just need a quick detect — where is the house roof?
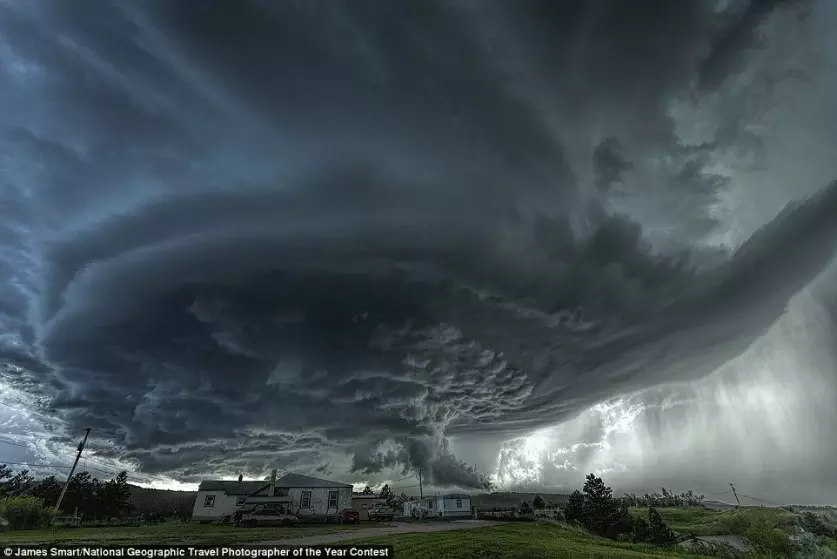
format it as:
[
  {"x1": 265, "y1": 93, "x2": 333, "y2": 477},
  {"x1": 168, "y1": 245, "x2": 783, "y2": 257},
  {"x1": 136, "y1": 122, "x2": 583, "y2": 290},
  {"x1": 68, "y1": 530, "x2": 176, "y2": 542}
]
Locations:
[
  {"x1": 198, "y1": 481, "x2": 269, "y2": 495},
  {"x1": 276, "y1": 473, "x2": 352, "y2": 489},
  {"x1": 199, "y1": 473, "x2": 351, "y2": 494}
]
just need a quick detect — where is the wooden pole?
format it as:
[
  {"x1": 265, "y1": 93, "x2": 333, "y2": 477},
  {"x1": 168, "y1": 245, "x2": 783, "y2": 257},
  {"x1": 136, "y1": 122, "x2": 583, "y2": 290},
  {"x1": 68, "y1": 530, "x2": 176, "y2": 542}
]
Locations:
[{"x1": 54, "y1": 428, "x2": 91, "y2": 515}]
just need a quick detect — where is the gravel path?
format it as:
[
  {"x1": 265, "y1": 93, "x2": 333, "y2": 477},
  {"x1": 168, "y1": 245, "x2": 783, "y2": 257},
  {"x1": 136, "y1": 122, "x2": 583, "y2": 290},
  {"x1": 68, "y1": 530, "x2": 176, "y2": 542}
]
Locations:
[{"x1": 256, "y1": 520, "x2": 506, "y2": 545}]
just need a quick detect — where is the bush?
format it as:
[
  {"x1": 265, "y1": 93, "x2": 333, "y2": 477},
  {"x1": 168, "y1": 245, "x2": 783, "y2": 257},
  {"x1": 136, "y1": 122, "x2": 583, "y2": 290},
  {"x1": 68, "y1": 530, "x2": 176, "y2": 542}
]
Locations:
[
  {"x1": 0, "y1": 496, "x2": 53, "y2": 530},
  {"x1": 802, "y1": 512, "x2": 836, "y2": 538},
  {"x1": 729, "y1": 512, "x2": 793, "y2": 557},
  {"x1": 632, "y1": 515, "x2": 650, "y2": 543}
]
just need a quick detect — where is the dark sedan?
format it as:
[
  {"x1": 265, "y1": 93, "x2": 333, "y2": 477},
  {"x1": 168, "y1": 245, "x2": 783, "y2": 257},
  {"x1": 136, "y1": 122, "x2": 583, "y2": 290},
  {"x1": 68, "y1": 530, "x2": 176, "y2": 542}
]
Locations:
[{"x1": 338, "y1": 508, "x2": 360, "y2": 524}]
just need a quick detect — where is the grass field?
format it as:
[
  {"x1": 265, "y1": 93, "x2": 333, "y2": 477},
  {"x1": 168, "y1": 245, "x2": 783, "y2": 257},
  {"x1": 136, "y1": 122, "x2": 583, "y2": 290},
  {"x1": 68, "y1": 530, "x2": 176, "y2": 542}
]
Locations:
[
  {"x1": 4, "y1": 507, "x2": 834, "y2": 558},
  {"x1": 629, "y1": 506, "x2": 798, "y2": 556},
  {"x1": 352, "y1": 523, "x2": 710, "y2": 558},
  {"x1": 0, "y1": 522, "x2": 387, "y2": 545}
]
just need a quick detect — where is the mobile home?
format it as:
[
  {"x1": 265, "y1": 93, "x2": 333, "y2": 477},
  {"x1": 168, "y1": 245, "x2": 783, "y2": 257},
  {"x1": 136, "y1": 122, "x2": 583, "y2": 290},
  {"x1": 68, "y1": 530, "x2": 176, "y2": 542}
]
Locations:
[{"x1": 403, "y1": 494, "x2": 472, "y2": 519}]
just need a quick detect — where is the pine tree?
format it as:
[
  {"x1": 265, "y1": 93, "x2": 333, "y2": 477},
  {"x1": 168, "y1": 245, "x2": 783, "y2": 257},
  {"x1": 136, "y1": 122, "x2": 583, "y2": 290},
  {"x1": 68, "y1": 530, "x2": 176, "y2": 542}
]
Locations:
[
  {"x1": 582, "y1": 473, "x2": 613, "y2": 535},
  {"x1": 564, "y1": 490, "x2": 585, "y2": 525},
  {"x1": 30, "y1": 476, "x2": 62, "y2": 508},
  {"x1": 379, "y1": 484, "x2": 394, "y2": 507},
  {"x1": 648, "y1": 507, "x2": 677, "y2": 546},
  {"x1": 532, "y1": 494, "x2": 545, "y2": 510}
]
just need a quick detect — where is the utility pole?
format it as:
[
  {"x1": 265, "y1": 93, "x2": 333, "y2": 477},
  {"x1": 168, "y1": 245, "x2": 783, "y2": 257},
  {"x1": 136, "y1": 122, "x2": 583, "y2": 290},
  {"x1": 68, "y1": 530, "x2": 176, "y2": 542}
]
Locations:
[
  {"x1": 729, "y1": 483, "x2": 741, "y2": 508},
  {"x1": 418, "y1": 469, "x2": 423, "y2": 500},
  {"x1": 54, "y1": 428, "x2": 91, "y2": 515}
]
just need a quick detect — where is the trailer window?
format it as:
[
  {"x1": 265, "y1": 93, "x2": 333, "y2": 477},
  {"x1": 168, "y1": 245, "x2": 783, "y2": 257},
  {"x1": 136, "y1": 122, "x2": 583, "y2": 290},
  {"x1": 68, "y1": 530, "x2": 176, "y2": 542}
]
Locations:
[
  {"x1": 204, "y1": 495, "x2": 215, "y2": 507},
  {"x1": 456, "y1": 499, "x2": 462, "y2": 508}
]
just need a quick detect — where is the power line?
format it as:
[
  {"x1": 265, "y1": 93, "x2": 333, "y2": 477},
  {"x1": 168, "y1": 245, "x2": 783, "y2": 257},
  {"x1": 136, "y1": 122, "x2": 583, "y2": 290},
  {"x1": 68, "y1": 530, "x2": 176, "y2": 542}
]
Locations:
[
  {"x1": 0, "y1": 400, "x2": 57, "y2": 420},
  {"x1": 0, "y1": 438, "x2": 30, "y2": 449},
  {"x1": 0, "y1": 418, "x2": 184, "y2": 487},
  {"x1": 0, "y1": 439, "x2": 171, "y2": 484},
  {"x1": 0, "y1": 460, "x2": 70, "y2": 471},
  {"x1": 0, "y1": 458, "x2": 176, "y2": 486},
  {"x1": 738, "y1": 493, "x2": 782, "y2": 506}
]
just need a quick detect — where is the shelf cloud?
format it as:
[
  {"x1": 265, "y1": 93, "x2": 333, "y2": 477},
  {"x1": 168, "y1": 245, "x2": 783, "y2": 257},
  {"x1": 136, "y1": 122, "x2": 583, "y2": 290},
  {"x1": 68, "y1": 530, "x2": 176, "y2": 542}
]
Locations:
[{"x1": 1, "y1": 0, "x2": 835, "y2": 498}]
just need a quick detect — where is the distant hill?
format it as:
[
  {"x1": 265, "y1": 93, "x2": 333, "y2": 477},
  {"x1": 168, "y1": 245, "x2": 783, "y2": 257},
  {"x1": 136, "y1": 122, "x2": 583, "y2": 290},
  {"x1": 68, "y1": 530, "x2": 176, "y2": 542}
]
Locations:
[
  {"x1": 129, "y1": 485, "x2": 196, "y2": 519},
  {"x1": 471, "y1": 491, "x2": 569, "y2": 511}
]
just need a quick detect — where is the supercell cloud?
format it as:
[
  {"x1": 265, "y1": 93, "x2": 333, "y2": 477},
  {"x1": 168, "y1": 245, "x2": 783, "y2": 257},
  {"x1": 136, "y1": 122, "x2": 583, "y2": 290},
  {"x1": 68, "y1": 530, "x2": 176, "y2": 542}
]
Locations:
[{"x1": 1, "y1": 0, "x2": 836, "y2": 497}]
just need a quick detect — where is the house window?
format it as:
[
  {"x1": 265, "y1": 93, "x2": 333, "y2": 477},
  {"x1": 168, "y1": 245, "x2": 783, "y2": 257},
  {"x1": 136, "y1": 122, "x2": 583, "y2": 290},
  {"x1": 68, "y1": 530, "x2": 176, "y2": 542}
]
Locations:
[
  {"x1": 235, "y1": 497, "x2": 246, "y2": 506},
  {"x1": 328, "y1": 491, "x2": 339, "y2": 509},
  {"x1": 204, "y1": 495, "x2": 215, "y2": 507},
  {"x1": 456, "y1": 499, "x2": 462, "y2": 509},
  {"x1": 301, "y1": 491, "x2": 312, "y2": 508}
]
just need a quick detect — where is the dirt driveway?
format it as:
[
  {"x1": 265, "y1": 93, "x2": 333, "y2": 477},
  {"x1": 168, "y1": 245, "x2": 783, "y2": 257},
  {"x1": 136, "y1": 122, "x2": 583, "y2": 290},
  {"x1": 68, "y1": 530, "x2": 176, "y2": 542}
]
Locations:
[{"x1": 256, "y1": 520, "x2": 506, "y2": 545}]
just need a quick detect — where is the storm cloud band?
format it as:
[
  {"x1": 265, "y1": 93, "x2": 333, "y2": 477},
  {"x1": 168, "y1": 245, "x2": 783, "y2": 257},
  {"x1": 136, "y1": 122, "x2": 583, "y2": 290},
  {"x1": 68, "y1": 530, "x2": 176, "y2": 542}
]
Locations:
[{"x1": 1, "y1": 0, "x2": 835, "y2": 492}]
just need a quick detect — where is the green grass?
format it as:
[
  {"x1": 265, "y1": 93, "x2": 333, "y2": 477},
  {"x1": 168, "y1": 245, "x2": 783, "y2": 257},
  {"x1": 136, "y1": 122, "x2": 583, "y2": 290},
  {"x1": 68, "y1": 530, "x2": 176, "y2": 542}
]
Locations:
[
  {"x1": 351, "y1": 524, "x2": 709, "y2": 559},
  {"x1": 0, "y1": 522, "x2": 384, "y2": 545},
  {"x1": 4, "y1": 508, "x2": 822, "y2": 558},
  {"x1": 629, "y1": 507, "x2": 797, "y2": 557}
]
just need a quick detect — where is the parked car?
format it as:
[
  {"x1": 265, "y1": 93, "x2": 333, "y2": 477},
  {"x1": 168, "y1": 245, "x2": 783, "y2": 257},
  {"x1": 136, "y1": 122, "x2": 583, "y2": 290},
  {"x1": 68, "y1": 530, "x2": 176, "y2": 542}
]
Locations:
[
  {"x1": 368, "y1": 504, "x2": 395, "y2": 521},
  {"x1": 338, "y1": 509, "x2": 360, "y2": 524},
  {"x1": 239, "y1": 508, "x2": 299, "y2": 527}
]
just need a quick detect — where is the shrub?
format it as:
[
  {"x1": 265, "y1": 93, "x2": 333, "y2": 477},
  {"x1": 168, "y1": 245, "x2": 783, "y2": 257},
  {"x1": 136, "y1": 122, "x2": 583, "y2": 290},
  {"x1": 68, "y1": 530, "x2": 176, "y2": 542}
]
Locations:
[
  {"x1": 0, "y1": 496, "x2": 53, "y2": 530},
  {"x1": 632, "y1": 515, "x2": 650, "y2": 543},
  {"x1": 791, "y1": 531, "x2": 834, "y2": 558},
  {"x1": 802, "y1": 511, "x2": 836, "y2": 538}
]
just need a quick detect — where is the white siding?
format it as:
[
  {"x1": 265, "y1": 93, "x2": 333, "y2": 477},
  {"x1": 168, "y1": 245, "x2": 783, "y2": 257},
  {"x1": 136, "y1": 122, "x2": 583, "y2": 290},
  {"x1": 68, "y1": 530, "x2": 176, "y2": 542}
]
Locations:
[
  {"x1": 439, "y1": 497, "x2": 471, "y2": 517},
  {"x1": 287, "y1": 487, "x2": 352, "y2": 518},
  {"x1": 191, "y1": 491, "x2": 239, "y2": 521}
]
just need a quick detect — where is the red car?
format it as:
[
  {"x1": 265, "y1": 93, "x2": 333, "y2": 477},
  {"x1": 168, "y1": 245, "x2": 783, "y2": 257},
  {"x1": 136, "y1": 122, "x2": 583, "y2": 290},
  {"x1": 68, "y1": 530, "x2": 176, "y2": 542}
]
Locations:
[{"x1": 338, "y1": 508, "x2": 360, "y2": 524}]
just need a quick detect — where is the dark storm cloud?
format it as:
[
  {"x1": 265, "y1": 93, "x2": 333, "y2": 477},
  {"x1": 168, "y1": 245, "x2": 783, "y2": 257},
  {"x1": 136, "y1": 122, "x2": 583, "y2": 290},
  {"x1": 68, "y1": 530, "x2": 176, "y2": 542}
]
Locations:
[
  {"x1": 697, "y1": 0, "x2": 812, "y2": 91},
  {"x1": 1, "y1": 0, "x2": 833, "y2": 489}
]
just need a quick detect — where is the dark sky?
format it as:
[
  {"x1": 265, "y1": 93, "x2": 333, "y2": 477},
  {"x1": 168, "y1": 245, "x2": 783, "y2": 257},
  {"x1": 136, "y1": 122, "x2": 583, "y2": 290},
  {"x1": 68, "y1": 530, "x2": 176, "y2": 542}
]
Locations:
[{"x1": 1, "y1": 0, "x2": 836, "y2": 502}]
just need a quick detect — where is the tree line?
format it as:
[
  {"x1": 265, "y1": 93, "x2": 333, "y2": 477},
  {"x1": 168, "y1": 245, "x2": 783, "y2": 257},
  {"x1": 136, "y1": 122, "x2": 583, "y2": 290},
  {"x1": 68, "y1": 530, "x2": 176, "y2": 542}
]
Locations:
[
  {"x1": 620, "y1": 487, "x2": 705, "y2": 508},
  {"x1": 0, "y1": 464, "x2": 133, "y2": 527}
]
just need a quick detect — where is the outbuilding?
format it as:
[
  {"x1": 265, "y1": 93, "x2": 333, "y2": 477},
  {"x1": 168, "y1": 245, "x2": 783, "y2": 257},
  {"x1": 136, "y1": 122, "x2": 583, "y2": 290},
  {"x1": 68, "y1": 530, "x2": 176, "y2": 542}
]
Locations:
[{"x1": 351, "y1": 493, "x2": 389, "y2": 521}]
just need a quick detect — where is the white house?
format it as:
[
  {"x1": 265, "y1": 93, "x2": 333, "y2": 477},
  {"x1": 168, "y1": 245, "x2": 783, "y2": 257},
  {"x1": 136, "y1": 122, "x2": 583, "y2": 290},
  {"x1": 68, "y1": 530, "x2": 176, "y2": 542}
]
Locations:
[
  {"x1": 192, "y1": 473, "x2": 353, "y2": 523},
  {"x1": 403, "y1": 493, "x2": 472, "y2": 519}
]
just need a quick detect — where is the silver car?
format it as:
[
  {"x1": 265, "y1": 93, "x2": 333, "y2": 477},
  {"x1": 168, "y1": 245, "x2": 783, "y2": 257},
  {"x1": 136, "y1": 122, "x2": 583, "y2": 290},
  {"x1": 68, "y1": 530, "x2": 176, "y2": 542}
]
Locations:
[{"x1": 239, "y1": 507, "x2": 299, "y2": 528}]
